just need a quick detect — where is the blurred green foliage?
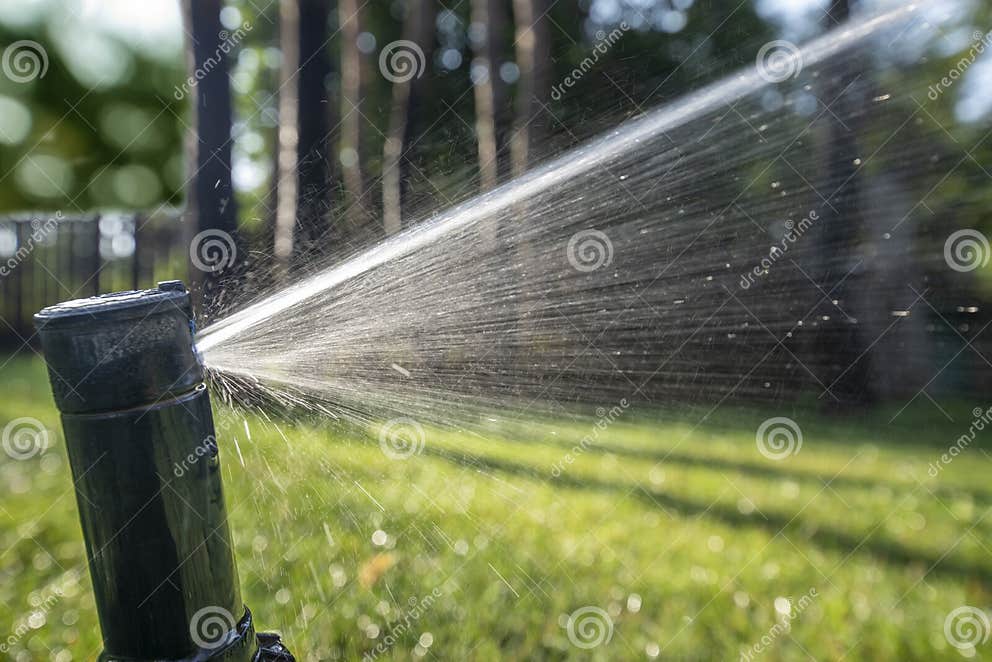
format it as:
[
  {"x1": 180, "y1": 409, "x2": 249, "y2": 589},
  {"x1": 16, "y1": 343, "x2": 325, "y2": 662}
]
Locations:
[
  {"x1": 0, "y1": 0, "x2": 989, "y2": 290},
  {"x1": 0, "y1": 8, "x2": 186, "y2": 213}
]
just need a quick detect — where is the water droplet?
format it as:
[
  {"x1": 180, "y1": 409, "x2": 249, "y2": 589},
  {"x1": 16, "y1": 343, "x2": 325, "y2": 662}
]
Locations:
[{"x1": 627, "y1": 593, "x2": 642, "y2": 612}]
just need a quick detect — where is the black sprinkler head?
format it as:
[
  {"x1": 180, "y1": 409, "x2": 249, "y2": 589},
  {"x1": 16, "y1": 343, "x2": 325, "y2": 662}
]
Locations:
[{"x1": 35, "y1": 281, "x2": 294, "y2": 662}]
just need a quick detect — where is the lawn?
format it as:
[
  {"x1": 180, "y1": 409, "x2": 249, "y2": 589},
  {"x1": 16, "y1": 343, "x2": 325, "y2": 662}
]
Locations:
[{"x1": 1, "y1": 354, "x2": 990, "y2": 660}]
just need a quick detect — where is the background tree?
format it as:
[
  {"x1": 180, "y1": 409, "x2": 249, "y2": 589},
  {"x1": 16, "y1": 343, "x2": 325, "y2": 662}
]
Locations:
[
  {"x1": 382, "y1": 0, "x2": 437, "y2": 235},
  {"x1": 338, "y1": 0, "x2": 370, "y2": 239},
  {"x1": 812, "y1": 0, "x2": 874, "y2": 404},
  {"x1": 181, "y1": 0, "x2": 239, "y2": 311},
  {"x1": 470, "y1": 0, "x2": 509, "y2": 192},
  {"x1": 510, "y1": 0, "x2": 550, "y2": 178},
  {"x1": 274, "y1": 0, "x2": 335, "y2": 273}
]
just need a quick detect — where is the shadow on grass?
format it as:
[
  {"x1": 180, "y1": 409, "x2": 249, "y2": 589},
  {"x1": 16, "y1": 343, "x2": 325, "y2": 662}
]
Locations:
[
  {"x1": 421, "y1": 445, "x2": 992, "y2": 587},
  {"x1": 519, "y1": 436, "x2": 992, "y2": 506}
]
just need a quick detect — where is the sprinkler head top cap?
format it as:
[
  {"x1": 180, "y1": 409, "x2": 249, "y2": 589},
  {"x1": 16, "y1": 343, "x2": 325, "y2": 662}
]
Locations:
[{"x1": 34, "y1": 281, "x2": 204, "y2": 414}]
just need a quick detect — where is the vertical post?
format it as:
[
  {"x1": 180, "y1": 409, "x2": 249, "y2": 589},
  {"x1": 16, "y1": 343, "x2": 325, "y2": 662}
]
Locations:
[
  {"x1": 92, "y1": 214, "x2": 101, "y2": 296},
  {"x1": 34, "y1": 281, "x2": 294, "y2": 661},
  {"x1": 14, "y1": 221, "x2": 25, "y2": 336},
  {"x1": 132, "y1": 213, "x2": 143, "y2": 291}
]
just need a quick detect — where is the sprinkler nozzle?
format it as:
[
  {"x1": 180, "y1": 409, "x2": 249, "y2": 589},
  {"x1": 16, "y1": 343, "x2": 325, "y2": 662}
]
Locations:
[{"x1": 35, "y1": 281, "x2": 294, "y2": 661}]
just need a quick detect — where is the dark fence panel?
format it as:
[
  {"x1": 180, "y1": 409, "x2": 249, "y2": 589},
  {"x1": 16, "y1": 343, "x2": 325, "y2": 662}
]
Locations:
[{"x1": 0, "y1": 213, "x2": 185, "y2": 347}]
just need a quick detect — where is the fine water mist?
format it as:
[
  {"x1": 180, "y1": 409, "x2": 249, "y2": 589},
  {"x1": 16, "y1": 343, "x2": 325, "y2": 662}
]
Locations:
[{"x1": 197, "y1": 6, "x2": 985, "y2": 440}]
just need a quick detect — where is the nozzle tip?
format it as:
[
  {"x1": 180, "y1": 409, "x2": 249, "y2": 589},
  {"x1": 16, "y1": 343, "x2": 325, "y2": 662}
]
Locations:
[{"x1": 157, "y1": 280, "x2": 187, "y2": 293}]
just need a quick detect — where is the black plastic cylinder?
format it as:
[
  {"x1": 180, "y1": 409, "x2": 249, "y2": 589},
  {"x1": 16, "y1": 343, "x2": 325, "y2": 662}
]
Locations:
[{"x1": 35, "y1": 281, "x2": 258, "y2": 661}]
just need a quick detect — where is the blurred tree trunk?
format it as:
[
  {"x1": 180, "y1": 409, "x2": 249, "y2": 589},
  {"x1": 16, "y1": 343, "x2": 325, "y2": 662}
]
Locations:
[
  {"x1": 275, "y1": 0, "x2": 335, "y2": 273},
  {"x1": 815, "y1": 0, "x2": 875, "y2": 405},
  {"x1": 181, "y1": 0, "x2": 239, "y2": 312},
  {"x1": 297, "y1": 1, "x2": 335, "y2": 252},
  {"x1": 470, "y1": 0, "x2": 509, "y2": 192},
  {"x1": 339, "y1": 0, "x2": 370, "y2": 240},
  {"x1": 510, "y1": 0, "x2": 550, "y2": 177},
  {"x1": 382, "y1": 0, "x2": 437, "y2": 235},
  {"x1": 274, "y1": 0, "x2": 300, "y2": 272}
]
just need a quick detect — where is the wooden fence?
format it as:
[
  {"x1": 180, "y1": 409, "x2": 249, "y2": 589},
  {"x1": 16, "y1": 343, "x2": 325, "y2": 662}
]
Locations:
[{"x1": 0, "y1": 213, "x2": 187, "y2": 346}]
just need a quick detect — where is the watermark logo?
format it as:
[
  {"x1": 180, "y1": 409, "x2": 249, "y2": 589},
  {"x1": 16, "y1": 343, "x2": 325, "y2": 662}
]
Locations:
[
  {"x1": 190, "y1": 606, "x2": 236, "y2": 649},
  {"x1": 565, "y1": 605, "x2": 613, "y2": 649},
  {"x1": 173, "y1": 435, "x2": 219, "y2": 478},
  {"x1": 944, "y1": 606, "x2": 990, "y2": 650},
  {"x1": 362, "y1": 588, "x2": 442, "y2": 661},
  {"x1": 756, "y1": 417, "x2": 802, "y2": 461},
  {"x1": 756, "y1": 40, "x2": 803, "y2": 83},
  {"x1": 944, "y1": 229, "x2": 990, "y2": 273},
  {"x1": 2, "y1": 417, "x2": 49, "y2": 460},
  {"x1": 739, "y1": 210, "x2": 818, "y2": 290},
  {"x1": 1, "y1": 212, "x2": 62, "y2": 278},
  {"x1": 378, "y1": 417, "x2": 426, "y2": 460},
  {"x1": 2, "y1": 40, "x2": 48, "y2": 83},
  {"x1": 0, "y1": 569, "x2": 79, "y2": 654},
  {"x1": 173, "y1": 23, "x2": 252, "y2": 100},
  {"x1": 190, "y1": 229, "x2": 238, "y2": 273},
  {"x1": 550, "y1": 399, "x2": 629, "y2": 477},
  {"x1": 551, "y1": 23, "x2": 629, "y2": 101},
  {"x1": 928, "y1": 405, "x2": 991, "y2": 478},
  {"x1": 928, "y1": 30, "x2": 992, "y2": 101},
  {"x1": 567, "y1": 229, "x2": 613, "y2": 272},
  {"x1": 379, "y1": 40, "x2": 426, "y2": 83},
  {"x1": 740, "y1": 588, "x2": 818, "y2": 660}
]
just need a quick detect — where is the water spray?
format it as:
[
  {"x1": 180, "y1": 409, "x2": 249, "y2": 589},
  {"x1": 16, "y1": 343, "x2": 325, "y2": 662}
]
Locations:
[{"x1": 34, "y1": 281, "x2": 294, "y2": 661}]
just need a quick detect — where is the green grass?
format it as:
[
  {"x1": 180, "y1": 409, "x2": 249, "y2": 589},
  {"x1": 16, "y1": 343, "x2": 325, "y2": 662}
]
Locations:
[{"x1": 1, "y1": 354, "x2": 990, "y2": 660}]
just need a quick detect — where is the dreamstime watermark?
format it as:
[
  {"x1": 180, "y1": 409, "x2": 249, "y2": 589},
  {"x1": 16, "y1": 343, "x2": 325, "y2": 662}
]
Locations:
[
  {"x1": 2, "y1": 417, "x2": 50, "y2": 460},
  {"x1": 173, "y1": 435, "x2": 219, "y2": 478},
  {"x1": 756, "y1": 40, "x2": 803, "y2": 83},
  {"x1": 564, "y1": 605, "x2": 613, "y2": 650},
  {"x1": 567, "y1": 229, "x2": 614, "y2": 272},
  {"x1": 190, "y1": 605, "x2": 237, "y2": 649},
  {"x1": 550, "y1": 399, "x2": 629, "y2": 477},
  {"x1": 944, "y1": 605, "x2": 991, "y2": 650},
  {"x1": 740, "y1": 587, "x2": 818, "y2": 660},
  {"x1": 928, "y1": 405, "x2": 992, "y2": 478},
  {"x1": 190, "y1": 229, "x2": 238, "y2": 273},
  {"x1": 173, "y1": 23, "x2": 252, "y2": 100},
  {"x1": 2, "y1": 40, "x2": 48, "y2": 83},
  {"x1": 551, "y1": 23, "x2": 630, "y2": 101},
  {"x1": 379, "y1": 417, "x2": 426, "y2": 460},
  {"x1": 739, "y1": 210, "x2": 818, "y2": 290},
  {"x1": 173, "y1": 409, "x2": 243, "y2": 477},
  {"x1": 378, "y1": 40, "x2": 426, "y2": 83},
  {"x1": 755, "y1": 416, "x2": 802, "y2": 461},
  {"x1": 1, "y1": 212, "x2": 63, "y2": 278},
  {"x1": 928, "y1": 30, "x2": 992, "y2": 101},
  {"x1": 362, "y1": 588, "x2": 442, "y2": 661},
  {"x1": 0, "y1": 569, "x2": 79, "y2": 654},
  {"x1": 944, "y1": 229, "x2": 990, "y2": 273}
]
